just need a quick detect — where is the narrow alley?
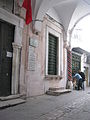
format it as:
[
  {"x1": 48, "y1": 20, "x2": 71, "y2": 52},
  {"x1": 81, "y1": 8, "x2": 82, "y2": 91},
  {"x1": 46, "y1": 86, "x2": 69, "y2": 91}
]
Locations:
[
  {"x1": 1, "y1": 1, "x2": 90, "y2": 120},
  {"x1": 0, "y1": 88, "x2": 90, "y2": 120}
]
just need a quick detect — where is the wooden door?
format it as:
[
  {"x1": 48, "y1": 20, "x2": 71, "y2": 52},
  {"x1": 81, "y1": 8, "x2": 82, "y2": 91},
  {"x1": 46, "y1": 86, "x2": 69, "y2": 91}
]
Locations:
[{"x1": 0, "y1": 20, "x2": 14, "y2": 96}]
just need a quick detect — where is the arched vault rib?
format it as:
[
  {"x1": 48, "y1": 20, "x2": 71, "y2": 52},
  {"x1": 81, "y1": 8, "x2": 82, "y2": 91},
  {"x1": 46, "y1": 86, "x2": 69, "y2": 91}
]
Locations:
[
  {"x1": 32, "y1": 0, "x2": 90, "y2": 35},
  {"x1": 68, "y1": 0, "x2": 90, "y2": 32},
  {"x1": 34, "y1": 0, "x2": 78, "y2": 32}
]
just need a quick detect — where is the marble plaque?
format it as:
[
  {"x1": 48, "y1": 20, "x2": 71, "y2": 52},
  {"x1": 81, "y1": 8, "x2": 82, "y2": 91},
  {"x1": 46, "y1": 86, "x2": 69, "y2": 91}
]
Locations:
[
  {"x1": 29, "y1": 37, "x2": 38, "y2": 47},
  {"x1": 28, "y1": 46, "x2": 36, "y2": 71}
]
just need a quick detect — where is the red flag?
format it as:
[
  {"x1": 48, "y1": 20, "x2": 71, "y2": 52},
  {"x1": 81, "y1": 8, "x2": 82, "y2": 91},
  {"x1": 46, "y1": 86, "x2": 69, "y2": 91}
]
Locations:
[{"x1": 22, "y1": 0, "x2": 32, "y2": 24}]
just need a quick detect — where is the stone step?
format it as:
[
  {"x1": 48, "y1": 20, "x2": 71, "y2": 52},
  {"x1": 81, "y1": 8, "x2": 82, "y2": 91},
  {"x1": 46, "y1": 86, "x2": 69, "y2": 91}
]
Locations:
[
  {"x1": 0, "y1": 94, "x2": 21, "y2": 101},
  {"x1": 0, "y1": 98, "x2": 26, "y2": 109},
  {"x1": 46, "y1": 89, "x2": 71, "y2": 96},
  {"x1": 49, "y1": 87, "x2": 64, "y2": 91}
]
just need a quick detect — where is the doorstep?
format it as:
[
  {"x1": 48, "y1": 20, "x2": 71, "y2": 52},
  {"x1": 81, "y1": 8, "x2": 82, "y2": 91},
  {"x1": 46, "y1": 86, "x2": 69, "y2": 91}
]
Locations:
[
  {"x1": 0, "y1": 94, "x2": 26, "y2": 109},
  {"x1": 46, "y1": 89, "x2": 72, "y2": 96}
]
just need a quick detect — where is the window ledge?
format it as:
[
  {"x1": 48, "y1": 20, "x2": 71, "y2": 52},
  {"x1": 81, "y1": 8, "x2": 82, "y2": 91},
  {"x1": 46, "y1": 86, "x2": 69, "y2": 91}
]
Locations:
[{"x1": 45, "y1": 75, "x2": 62, "y2": 80}]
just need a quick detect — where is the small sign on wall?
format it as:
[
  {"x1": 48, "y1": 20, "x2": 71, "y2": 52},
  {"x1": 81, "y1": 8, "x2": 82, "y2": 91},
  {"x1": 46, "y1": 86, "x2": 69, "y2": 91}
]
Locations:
[
  {"x1": 29, "y1": 37, "x2": 38, "y2": 47},
  {"x1": 6, "y1": 51, "x2": 12, "y2": 58}
]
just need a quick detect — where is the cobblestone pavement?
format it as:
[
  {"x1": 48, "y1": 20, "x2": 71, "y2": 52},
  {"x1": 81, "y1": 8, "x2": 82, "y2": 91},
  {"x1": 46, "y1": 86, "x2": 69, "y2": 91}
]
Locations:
[{"x1": 0, "y1": 88, "x2": 90, "y2": 120}]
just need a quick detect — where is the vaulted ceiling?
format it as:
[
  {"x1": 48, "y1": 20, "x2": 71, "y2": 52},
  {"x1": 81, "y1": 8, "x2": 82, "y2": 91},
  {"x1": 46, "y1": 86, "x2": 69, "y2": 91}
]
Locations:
[{"x1": 32, "y1": 0, "x2": 90, "y2": 32}]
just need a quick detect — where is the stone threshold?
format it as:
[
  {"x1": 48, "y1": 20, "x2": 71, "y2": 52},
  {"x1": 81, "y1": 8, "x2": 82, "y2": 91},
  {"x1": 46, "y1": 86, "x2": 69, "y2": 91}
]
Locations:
[
  {"x1": 46, "y1": 89, "x2": 71, "y2": 96},
  {"x1": 0, "y1": 98, "x2": 26, "y2": 109},
  {"x1": 0, "y1": 94, "x2": 21, "y2": 101},
  {"x1": 0, "y1": 94, "x2": 26, "y2": 109}
]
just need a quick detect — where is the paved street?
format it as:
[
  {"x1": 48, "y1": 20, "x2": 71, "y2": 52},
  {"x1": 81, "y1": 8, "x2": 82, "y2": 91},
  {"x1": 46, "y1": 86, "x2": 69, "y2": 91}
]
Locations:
[{"x1": 1, "y1": 88, "x2": 90, "y2": 120}]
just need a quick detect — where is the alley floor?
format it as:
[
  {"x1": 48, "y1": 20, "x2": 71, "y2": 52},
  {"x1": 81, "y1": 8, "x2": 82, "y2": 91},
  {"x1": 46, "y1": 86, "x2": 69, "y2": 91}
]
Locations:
[{"x1": 0, "y1": 88, "x2": 90, "y2": 120}]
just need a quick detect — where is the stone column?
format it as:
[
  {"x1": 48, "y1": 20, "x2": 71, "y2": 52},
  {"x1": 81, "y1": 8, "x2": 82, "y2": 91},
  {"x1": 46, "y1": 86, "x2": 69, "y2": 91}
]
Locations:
[
  {"x1": 12, "y1": 43, "x2": 22, "y2": 95},
  {"x1": 65, "y1": 30, "x2": 72, "y2": 89}
]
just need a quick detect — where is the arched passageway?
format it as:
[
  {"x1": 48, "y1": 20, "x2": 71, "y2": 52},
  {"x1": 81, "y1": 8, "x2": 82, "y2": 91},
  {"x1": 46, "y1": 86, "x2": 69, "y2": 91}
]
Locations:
[
  {"x1": 1, "y1": 0, "x2": 90, "y2": 98},
  {"x1": 71, "y1": 15, "x2": 90, "y2": 87},
  {"x1": 71, "y1": 15, "x2": 90, "y2": 52},
  {"x1": 29, "y1": 0, "x2": 90, "y2": 96}
]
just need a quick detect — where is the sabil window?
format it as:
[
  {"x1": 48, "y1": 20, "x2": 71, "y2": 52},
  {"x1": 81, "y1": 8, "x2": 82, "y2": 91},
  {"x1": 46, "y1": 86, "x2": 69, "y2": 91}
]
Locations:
[{"x1": 46, "y1": 26, "x2": 63, "y2": 76}]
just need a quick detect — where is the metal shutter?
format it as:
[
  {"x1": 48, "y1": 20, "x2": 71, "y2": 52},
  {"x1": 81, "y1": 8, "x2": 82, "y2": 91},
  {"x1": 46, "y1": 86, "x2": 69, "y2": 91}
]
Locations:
[{"x1": 48, "y1": 33, "x2": 57, "y2": 75}]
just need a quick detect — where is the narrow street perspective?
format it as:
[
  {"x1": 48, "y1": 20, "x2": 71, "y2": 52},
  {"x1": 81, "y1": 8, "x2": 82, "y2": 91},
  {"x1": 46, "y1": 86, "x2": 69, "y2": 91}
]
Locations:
[
  {"x1": 1, "y1": 0, "x2": 90, "y2": 120},
  {"x1": 0, "y1": 88, "x2": 90, "y2": 120}
]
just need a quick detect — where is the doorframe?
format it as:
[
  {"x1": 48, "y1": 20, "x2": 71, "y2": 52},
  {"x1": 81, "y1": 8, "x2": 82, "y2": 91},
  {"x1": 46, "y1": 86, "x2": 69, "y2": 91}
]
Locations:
[{"x1": 0, "y1": 7, "x2": 24, "y2": 95}]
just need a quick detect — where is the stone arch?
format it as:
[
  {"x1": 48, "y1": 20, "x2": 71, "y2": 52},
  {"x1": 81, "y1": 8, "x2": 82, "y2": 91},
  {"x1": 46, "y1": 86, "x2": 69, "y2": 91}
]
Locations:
[
  {"x1": 70, "y1": 13, "x2": 90, "y2": 32},
  {"x1": 34, "y1": 0, "x2": 67, "y2": 31},
  {"x1": 67, "y1": 13, "x2": 90, "y2": 47}
]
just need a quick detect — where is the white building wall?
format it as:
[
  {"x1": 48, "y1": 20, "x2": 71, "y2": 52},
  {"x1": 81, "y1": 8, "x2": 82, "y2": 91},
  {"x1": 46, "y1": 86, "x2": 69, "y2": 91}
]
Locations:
[{"x1": 26, "y1": 14, "x2": 67, "y2": 96}]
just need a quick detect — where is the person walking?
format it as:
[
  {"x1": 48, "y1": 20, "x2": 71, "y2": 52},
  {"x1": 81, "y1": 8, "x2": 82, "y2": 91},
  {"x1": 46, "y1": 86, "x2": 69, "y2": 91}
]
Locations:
[{"x1": 78, "y1": 70, "x2": 85, "y2": 90}]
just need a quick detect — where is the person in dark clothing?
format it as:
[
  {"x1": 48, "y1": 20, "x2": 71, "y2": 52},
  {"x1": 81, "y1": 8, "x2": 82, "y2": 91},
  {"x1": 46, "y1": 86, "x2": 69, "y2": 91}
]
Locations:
[{"x1": 78, "y1": 70, "x2": 85, "y2": 90}]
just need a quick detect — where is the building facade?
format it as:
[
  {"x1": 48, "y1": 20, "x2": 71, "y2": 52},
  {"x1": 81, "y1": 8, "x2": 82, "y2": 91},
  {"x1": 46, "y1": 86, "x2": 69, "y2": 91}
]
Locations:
[
  {"x1": 0, "y1": 0, "x2": 90, "y2": 98},
  {"x1": 0, "y1": 0, "x2": 68, "y2": 97}
]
